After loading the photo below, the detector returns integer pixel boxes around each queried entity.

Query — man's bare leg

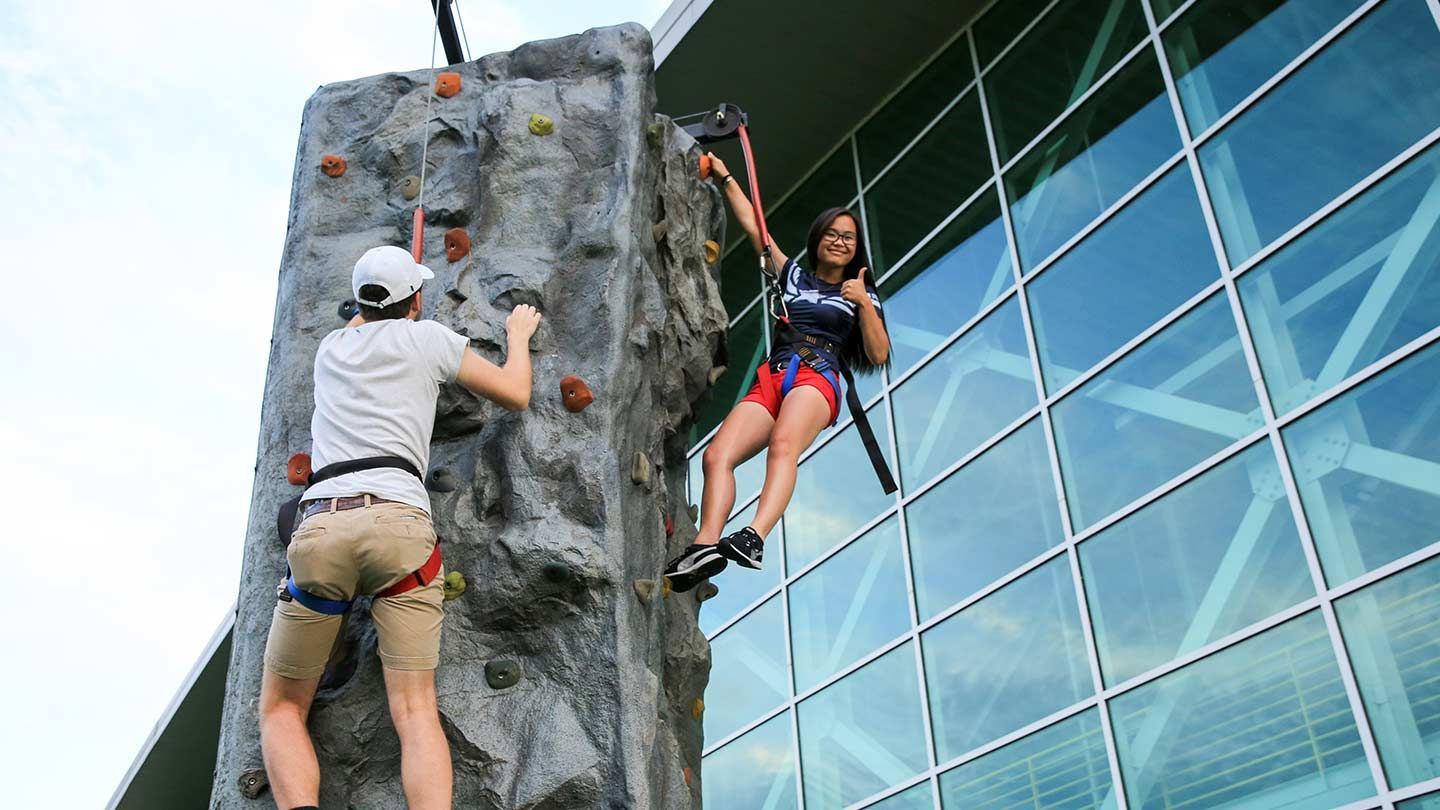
[384,666,453,810]
[259,670,322,808]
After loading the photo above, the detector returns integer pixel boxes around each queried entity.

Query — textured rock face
[211,24,727,809]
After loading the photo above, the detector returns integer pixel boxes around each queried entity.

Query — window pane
[973,0,1059,68]
[1027,165,1219,393]
[691,306,765,444]
[721,243,763,318]
[858,36,975,184]
[879,189,1014,376]
[702,711,798,810]
[986,0,1150,164]
[1006,50,1181,272]
[939,709,1117,810]
[893,298,1037,492]
[1239,142,1440,416]
[1053,292,1263,531]
[1282,343,1440,586]
[789,516,911,693]
[1164,0,1365,134]
[785,402,895,573]
[1081,441,1314,686]
[1110,611,1375,809]
[699,500,783,637]
[1336,555,1440,790]
[705,595,789,742]
[798,644,929,809]
[767,147,859,263]
[906,419,1065,620]
[1200,0,1440,265]
[1400,793,1440,810]
[867,91,993,273]
[866,782,934,809]
[923,557,1093,762]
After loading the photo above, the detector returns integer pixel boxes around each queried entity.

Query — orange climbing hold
[320,155,346,177]
[683,767,693,787]
[435,72,461,98]
[703,240,720,264]
[411,208,426,263]
[444,228,470,262]
[560,375,594,413]
[287,453,312,486]
[698,153,711,180]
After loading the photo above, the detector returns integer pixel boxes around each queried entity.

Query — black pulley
[701,103,745,140]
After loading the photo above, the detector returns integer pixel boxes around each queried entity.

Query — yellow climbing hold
[703,240,720,264]
[528,113,554,136]
[661,577,673,599]
[692,698,705,720]
[443,570,467,601]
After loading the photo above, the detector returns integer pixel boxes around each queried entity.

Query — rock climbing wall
[211,23,729,809]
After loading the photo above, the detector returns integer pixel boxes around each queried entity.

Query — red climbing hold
[665,513,675,537]
[560,375,595,413]
[698,153,712,180]
[444,228,470,262]
[435,72,461,98]
[320,155,346,177]
[287,453,312,486]
[411,207,426,263]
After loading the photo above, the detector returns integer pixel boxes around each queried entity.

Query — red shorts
[740,360,841,425]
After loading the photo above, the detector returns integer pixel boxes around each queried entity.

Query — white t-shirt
[301,318,468,513]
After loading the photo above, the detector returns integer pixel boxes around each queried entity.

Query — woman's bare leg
[750,387,831,540]
[695,401,775,545]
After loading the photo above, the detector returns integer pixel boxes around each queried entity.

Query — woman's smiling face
[818,213,859,267]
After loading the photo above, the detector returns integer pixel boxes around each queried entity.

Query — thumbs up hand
[841,267,873,309]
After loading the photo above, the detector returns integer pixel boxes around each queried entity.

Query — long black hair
[803,207,888,375]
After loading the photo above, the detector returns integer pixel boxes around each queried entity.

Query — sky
[0,0,670,805]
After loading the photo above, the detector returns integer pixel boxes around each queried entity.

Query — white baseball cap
[352,245,435,307]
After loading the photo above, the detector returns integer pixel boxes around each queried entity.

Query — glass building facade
[687,0,1440,807]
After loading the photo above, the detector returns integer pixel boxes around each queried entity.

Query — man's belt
[299,495,401,522]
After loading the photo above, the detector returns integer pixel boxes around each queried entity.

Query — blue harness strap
[778,354,843,417]
[285,568,351,615]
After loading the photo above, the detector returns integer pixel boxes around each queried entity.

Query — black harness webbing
[275,456,424,546]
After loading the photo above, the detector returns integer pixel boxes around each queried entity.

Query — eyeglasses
[821,229,857,246]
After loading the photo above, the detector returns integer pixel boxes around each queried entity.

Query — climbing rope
[412,1,444,262]
[453,0,473,62]
[734,122,789,322]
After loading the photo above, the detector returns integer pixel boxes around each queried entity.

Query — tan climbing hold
[287,453,312,485]
[698,153,712,180]
[633,578,657,602]
[560,375,595,413]
[528,113,554,136]
[651,220,669,243]
[443,570,467,601]
[320,154,346,177]
[435,72,461,98]
[631,452,652,485]
[696,581,719,603]
[692,698,705,719]
[703,240,721,264]
[707,366,727,386]
[661,577,673,599]
[400,175,421,200]
[444,228,470,263]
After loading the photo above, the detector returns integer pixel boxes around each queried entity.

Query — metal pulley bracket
[679,103,748,144]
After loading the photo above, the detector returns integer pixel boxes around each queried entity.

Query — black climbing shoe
[718,527,764,570]
[664,543,727,592]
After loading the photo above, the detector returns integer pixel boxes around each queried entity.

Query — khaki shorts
[264,500,445,679]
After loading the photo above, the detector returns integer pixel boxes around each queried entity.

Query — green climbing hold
[528,113,554,136]
[443,570,467,601]
[646,122,665,149]
[485,659,522,689]
[687,503,700,523]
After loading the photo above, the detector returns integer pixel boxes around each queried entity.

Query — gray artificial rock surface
[211,23,729,809]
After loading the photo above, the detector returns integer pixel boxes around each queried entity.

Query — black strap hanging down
[774,322,898,495]
[276,456,425,546]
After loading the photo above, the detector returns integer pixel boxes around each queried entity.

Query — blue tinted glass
[1336,555,1440,790]
[939,710,1117,810]
[705,595,789,742]
[1053,292,1263,531]
[879,190,1014,376]
[1200,0,1440,265]
[1028,166,1219,393]
[702,711,798,810]
[1165,0,1366,134]
[924,557,1093,761]
[906,419,1065,620]
[1282,343,1440,586]
[1111,611,1374,809]
[1006,51,1181,272]
[858,35,975,184]
[1239,143,1440,416]
[785,403,895,573]
[798,644,930,809]
[892,298,1037,492]
[789,517,911,693]
[691,307,766,444]
[767,148,860,268]
[867,782,934,809]
[1400,793,1440,810]
[1081,441,1314,685]
[700,500,783,637]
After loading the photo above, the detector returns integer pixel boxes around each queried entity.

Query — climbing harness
[275,456,444,615]
[678,104,898,494]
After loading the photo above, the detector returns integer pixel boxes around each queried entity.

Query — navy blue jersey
[769,259,882,371]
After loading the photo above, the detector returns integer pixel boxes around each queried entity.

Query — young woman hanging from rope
[664,152,891,592]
